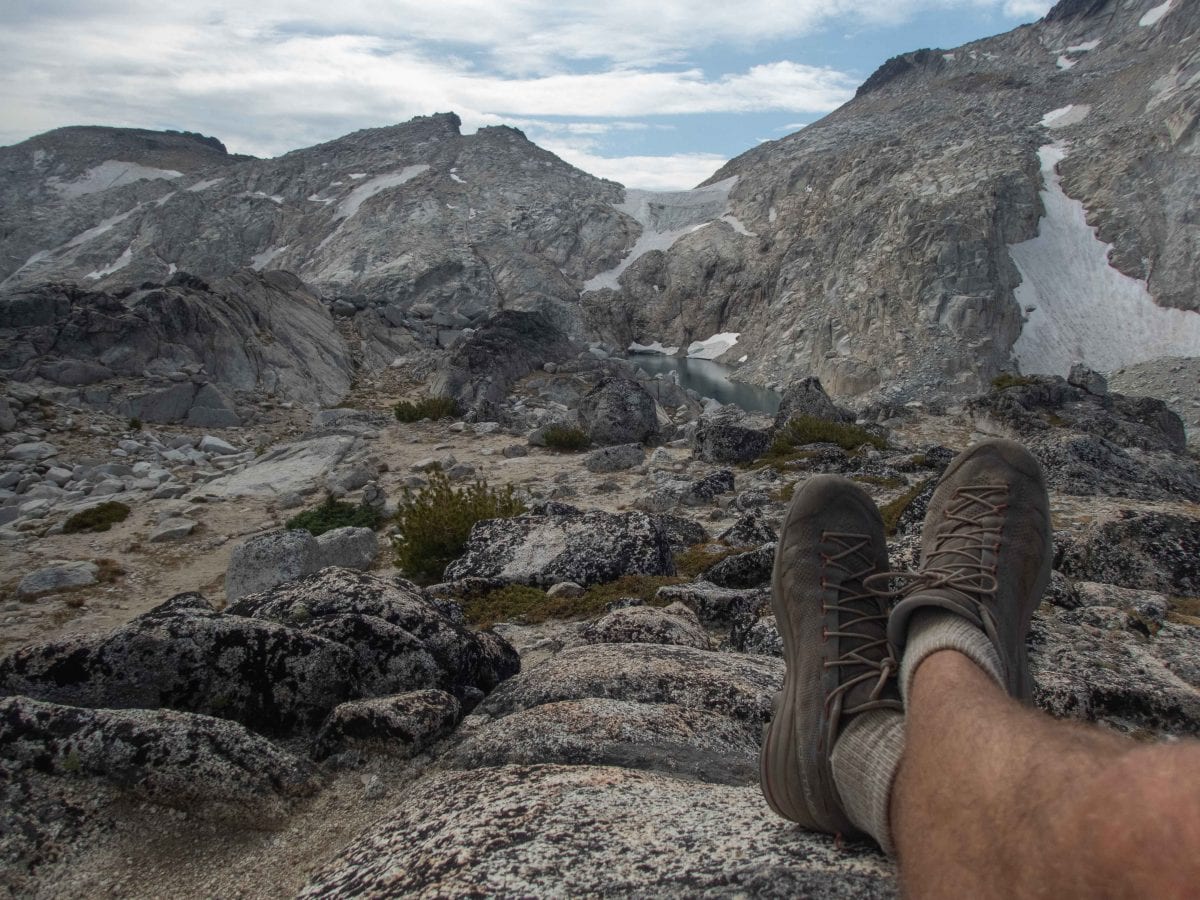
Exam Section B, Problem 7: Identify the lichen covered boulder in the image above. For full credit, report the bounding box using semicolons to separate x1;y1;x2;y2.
444;508;675;587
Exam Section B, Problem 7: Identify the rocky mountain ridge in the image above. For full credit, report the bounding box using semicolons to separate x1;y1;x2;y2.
2;0;1194;413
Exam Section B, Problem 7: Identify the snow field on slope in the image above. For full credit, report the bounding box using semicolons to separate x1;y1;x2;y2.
335;166;431;221
1011;143;1200;376
687;332;740;360
583;177;738;292
1140;1;1174;27
50;160;183;198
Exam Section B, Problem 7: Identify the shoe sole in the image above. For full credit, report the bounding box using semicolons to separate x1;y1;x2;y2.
760;476;883;835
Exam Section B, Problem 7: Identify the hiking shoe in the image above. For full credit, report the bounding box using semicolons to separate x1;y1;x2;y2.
760;475;901;835
884;438;1052;700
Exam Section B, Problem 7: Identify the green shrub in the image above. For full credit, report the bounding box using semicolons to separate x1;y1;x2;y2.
764;416;886;462
541;424;590;452
127;417;142;431
393;396;460;423
991;373;1037;391
285;494;383;536
463;574;683;628
394;470;526;583
63;501;131;534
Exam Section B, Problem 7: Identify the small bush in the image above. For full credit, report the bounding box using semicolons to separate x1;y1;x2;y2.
541;425;590;452
463;574;683;628
394;396;460;423
394;470;526;583
63;501;131;534
764;416;886;462
127;417;142;431
879;478;932;535
991;373;1037;391
286;494;383;537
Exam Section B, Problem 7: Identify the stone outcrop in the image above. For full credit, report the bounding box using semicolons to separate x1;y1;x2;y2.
691;407;774;463
428;310;578;420
970;377;1200;501
302;765;894;897
0;571;519;741
0;272;353;415
582;602;711;650
0;696;321;825
578;377;660;446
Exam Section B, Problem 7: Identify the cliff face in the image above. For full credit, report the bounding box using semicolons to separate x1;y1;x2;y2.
583;0;1199;402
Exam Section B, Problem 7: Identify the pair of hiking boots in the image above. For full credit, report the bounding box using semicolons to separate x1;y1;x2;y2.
760;438;1052;837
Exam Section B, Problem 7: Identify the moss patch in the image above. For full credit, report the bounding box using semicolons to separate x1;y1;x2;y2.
879;478;932;535
63;501;131;534
761;416;885;465
1167;596;1200;627
286;495;384;537
463;574;685;629
541;425;590;452
674;543;741;577
853;474;906;490
991;373;1037;391
393;396;460;423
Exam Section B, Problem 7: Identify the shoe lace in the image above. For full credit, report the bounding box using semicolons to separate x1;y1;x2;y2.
863;484;1008;644
820;531;901;729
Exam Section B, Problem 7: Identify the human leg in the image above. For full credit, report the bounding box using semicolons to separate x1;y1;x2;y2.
893;649;1200;899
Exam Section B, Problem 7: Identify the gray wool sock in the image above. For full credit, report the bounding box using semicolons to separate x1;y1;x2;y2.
830;710;905;856
899;609;1004;705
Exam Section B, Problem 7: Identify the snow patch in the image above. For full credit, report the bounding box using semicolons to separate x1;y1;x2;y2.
155;192;176;207
1056;55;1077;70
1011;143;1200;376
1041;105;1091;128
246;191;284;204
1139;0;1173;26
250;245;288;270
186;177;223;192
687;332;740;360
768;206;777;224
347;173;368;180
65;208;138;249
628;341;680;356
1065;39;1101;52
583;177;738;293
943;53;956;61
49;160;183;198
85;245;133;280
167;263;177;276
450;173;466;184
334;166;430;221
721;215;756;237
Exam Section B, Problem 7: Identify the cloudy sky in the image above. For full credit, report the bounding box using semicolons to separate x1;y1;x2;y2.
0;1;1052;190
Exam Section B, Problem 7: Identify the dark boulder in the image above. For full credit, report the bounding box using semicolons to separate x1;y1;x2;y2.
578;378;659;446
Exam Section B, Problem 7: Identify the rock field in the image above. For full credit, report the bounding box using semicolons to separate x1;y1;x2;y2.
1;354;1198;898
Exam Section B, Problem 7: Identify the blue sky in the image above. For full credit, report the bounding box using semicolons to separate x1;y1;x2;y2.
0;1;1052;189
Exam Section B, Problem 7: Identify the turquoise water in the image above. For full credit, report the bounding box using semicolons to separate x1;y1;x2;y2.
630;354;781;415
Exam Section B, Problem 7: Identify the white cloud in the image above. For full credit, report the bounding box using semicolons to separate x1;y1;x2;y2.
542;143;729;191
1002;0;1053;16
0;0;1052;163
